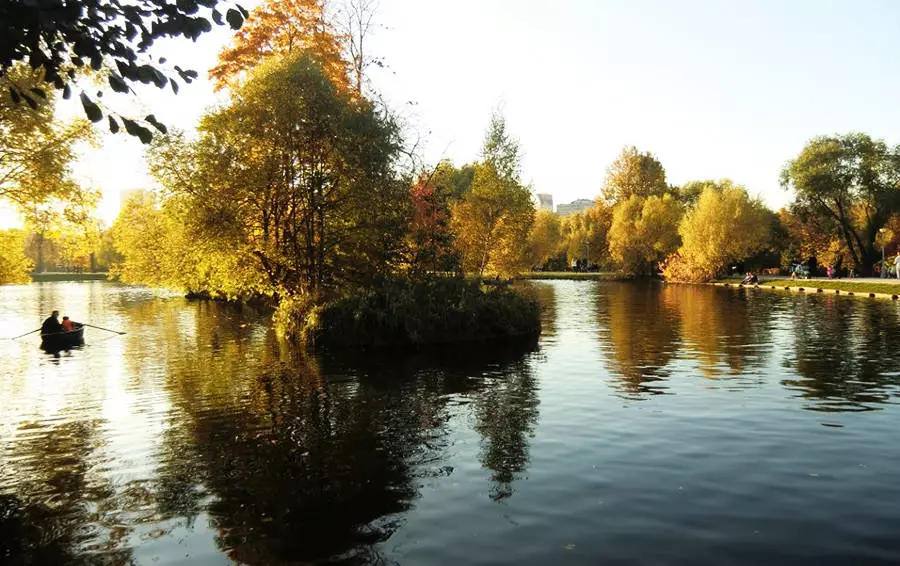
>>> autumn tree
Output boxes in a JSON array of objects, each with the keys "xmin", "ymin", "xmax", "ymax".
[
  {"xmin": 608, "ymin": 194, "xmax": 682, "ymax": 276},
  {"xmin": 663, "ymin": 181, "xmax": 772, "ymax": 282},
  {"xmin": 559, "ymin": 203, "xmax": 612, "ymax": 266},
  {"xmin": 1, "ymin": 66, "xmax": 94, "ymax": 210},
  {"xmin": 525, "ymin": 209, "xmax": 562, "ymax": 268},
  {"xmin": 407, "ymin": 177, "xmax": 457, "ymax": 275},
  {"xmin": 150, "ymin": 53, "xmax": 406, "ymax": 298},
  {"xmin": 210, "ymin": 0, "xmax": 349, "ymax": 91},
  {"xmin": 429, "ymin": 160, "xmax": 476, "ymax": 203},
  {"xmin": 601, "ymin": 146, "xmax": 668, "ymax": 205},
  {"xmin": 0, "ymin": 229, "xmax": 32, "ymax": 284},
  {"xmin": 452, "ymin": 114, "xmax": 535, "ymax": 276},
  {"xmin": 781, "ymin": 133, "xmax": 900, "ymax": 274}
]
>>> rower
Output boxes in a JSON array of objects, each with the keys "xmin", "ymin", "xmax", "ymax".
[{"xmin": 41, "ymin": 311, "xmax": 62, "ymax": 335}]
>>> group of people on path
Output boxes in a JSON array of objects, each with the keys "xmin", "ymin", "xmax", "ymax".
[{"xmin": 41, "ymin": 310, "xmax": 76, "ymax": 335}]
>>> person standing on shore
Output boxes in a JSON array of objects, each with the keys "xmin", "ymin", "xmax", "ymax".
[{"xmin": 894, "ymin": 252, "xmax": 900, "ymax": 280}]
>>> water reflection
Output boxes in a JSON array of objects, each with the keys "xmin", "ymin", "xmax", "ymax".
[
  {"xmin": 782, "ymin": 294, "xmax": 900, "ymax": 412},
  {"xmin": 595, "ymin": 282, "xmax": 679, "ymax": 396},
  {"xmin": 6, "ymin": 281, "xmax": 900, "ymax": 564}
]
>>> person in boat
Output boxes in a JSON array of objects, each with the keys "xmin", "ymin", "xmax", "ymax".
[
  {"xmin": 41, "ymin": 310, "xmax": 62, "ymax": 336},
  {"xmin": 61, "ymin": 316, "xmax": 74, "ymax": 332}
]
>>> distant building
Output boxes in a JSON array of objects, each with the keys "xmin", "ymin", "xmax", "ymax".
[
  {"xmin": 120, "ymin": 188, "xmax": 154, "ymax": 207},
  {"xmin": 556, "ymin": 198, "xmax": 594, "ymax": 216},
  {"xmin": 536, "ymin": 193, "xmax": 554, "ymax": 211}
]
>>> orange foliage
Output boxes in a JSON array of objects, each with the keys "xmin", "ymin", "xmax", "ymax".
[{"xmin": 210, "ymin": 0, "xmax": 350, "ymax": 92}]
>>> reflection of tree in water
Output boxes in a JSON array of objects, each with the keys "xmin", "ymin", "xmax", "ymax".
[
  {"xmin": 156, "ymin": 328, "xmax": 539, "ymax": 564},
  {"xmin": 667, "ymin": 285, "xmax": 775, "ymax": 380},
  {"xmin": 0, "ymin": 420, "xmax": 132, "ymax": 565},
  {"xmin": 472, "ymin": 358, "xmax": 539, "ymax": 501},
  {"xmin": 514, "ymin": 281, "xmax": 557, "ymax": 339},
  {"xmin": 783, "ymin": 296, "xmax": 900, "ymax": 411},
  {"xmin": 596, "ymin": 282, "xmax": 680, "ymax": 397}
]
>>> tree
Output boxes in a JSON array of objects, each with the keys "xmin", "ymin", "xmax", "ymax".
[
  {"xmin": 0, "ymin": 229, "xmax": 32, "ymax": 284},
  {"xmin": 481, "ymin": 110, "xmax": 521, "ymax": 183},
  {"xmin": 1, "ymin": 0, "xmax": 245, "ymax": 141},
  {"xmin": 149, "ymin": 53, "xmax": 406, "ymax": 298},
  {"xmin": 452, "ymin": 163, "xmax": 534, "ymax": 276},
  {"xmin": 407, "ymin": 177, "xmax": 457, "ymax": 275},
  {"xmin": 559, "ymin": 203, "xmax": 612, "ymax": 266},
  {"xmin": 781, "ymin": 133, "xmax": 900, "ymax": 274},
  {"xmin": 210, "ymin": 0, "xmax": 348, "ymax": 91},
  {"xmin": 451, "ymin": 114, "xmax": 533, "ymax": 276},
  {"xmin": 0, "ymin": 66, "xmax": 94, "ymax": 209},
  {"xmin": 663, "ymin": 181, "xmax": 772, "ymax": 282},
  {"xmin": 607, "ymin": 194, "xmax": 682, "ymax": 276},
  {"xmin": 525, "ymin": 210, "xmax": 562, "ymax": 268},
  {"xmin": 601, "ymin": 146, "xmax": 668, "ymax": 204},
  {"xmin": 429, "ymin": 160, "xmax": 475, "ymax": 203}
]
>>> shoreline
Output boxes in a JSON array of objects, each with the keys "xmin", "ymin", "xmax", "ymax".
[{"xmin": 706, "ymin": 278, "xmax": 900, "ymax": 301}]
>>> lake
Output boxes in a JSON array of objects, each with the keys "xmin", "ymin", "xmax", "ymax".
[{"xmin": 2, "ymin": 280, "xmax": 900, "ymax": 565}]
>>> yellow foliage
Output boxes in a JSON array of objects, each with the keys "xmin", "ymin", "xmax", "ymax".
[
  {"xmin": 0, "ymin": 229, "xmax": 32, "ymax": 284},
  {"xmin": 608, "ymin": 194, "xmax": 682, "ymax": 276},
  {"xmin": 664, "ymin": 181, "xmax": 772, "ymax": 282}
]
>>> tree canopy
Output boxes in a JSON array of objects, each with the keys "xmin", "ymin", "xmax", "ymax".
[
  {"xmin": 608, "ymin": 194, "xmax": 682, "ymax": 276},
  {"xmin": 145, "ymin": 53, "xmax": 406, "ymax": 298},
  {"xmin": 664, "ymin": 181, "xmax": 772, "ymax": 281},
  {"xmin": 781, "ymin": 133, "xmax": 900, "ymax": 274},
  {"xmin": 601, "ymin": 146, "xmax": 668, "ymax": 204},
  {"xmin": 452, "ymin": 114, "xmax": 534, "ymax": 276},
  {"xmin": 0, "ymin": 66, "xmax": 94, "ymax": 209}
]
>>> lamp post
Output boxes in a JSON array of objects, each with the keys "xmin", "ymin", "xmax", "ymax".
[{"xmin": 880, "ymin": 228, "xmax": 886, "ymax": 278}]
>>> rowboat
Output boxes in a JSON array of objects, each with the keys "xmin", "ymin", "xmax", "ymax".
[{"xmin": 41, "ymin": 323, "xmax": 85, "ymax": 351}]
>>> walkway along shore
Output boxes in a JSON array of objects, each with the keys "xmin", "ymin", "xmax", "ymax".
[{"xmin": 706, "ymin": 277, "xmax": 900, "ymax": 301}]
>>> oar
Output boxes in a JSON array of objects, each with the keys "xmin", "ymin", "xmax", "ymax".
[
  {"xmin": 9, "ymin": 328, "xmax": 41, "ymax": 340},
  {"xmin": 83, "ymin": 323, "xmax": 126, "ymax": 335}
]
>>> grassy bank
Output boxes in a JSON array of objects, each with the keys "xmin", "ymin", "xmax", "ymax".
[
  {"xmin": 281, "ymin": 277, "xmax": 542, "ymax": 348},
  {"xmin": 715, "ymin": 278, "xmax": 900, "ymax": 298},
  {"xmin": 31, "ymin": 272, "xmax": 109, "ymax": 282},
  {"xmin": 517, "ymin": 271, "xmax": 627, "ymax": 281}
]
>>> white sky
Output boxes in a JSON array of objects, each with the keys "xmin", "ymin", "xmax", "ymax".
[{"xmin": 5, "ymin": 0, "xmax": 900, "ymax": 227}]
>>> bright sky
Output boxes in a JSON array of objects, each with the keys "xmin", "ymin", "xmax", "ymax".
[{"xmin": 5, "ymin": 0, "xmax": 899, "ymax": 227}]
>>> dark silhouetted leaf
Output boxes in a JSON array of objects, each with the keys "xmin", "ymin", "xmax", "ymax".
[
  {"xmin": 226, "ymin": 8, "xmax": 243, "ymax": 30},
  {"xmin": 62, "ymin": 84, "xmax": 71, "ymax": 99},
  {"xmin": 80, "ymin": 92, "xmax": 103, "ymax": 122},
  {"xmin": 108, "ymin": 115, "xmax": 120, "ymax": 133},
  {"xmin": 109, "ymin": 74, "xmax": 129, "ymax": 93},
  {"xmin": 29, "ymin": 87, "xmax": 46, "ymax": 99},
  {"xmin": 145, "ymin": 114, "xmax": 168, "ymax": 134},
  {"xmin": 170, "ymin": 80, "xmax": 179, "ymax": 95},
  {"xmin": 212, "ymin": 9, "xmax": 223, "ymax": 25},
  {"xmin": 9, "ymin": 87, "xmax": 20, "ymax": 105},
  {"xmin": 237, "ymin": 4, "xmax": 249, "ymax": 18}
]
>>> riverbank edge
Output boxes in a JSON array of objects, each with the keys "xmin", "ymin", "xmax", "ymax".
[
  {"xmin": 31, "ymin": 272, "xmax": 109, "ymax": 282},
  {"xmin": 678, "ymin": 279, "xmax": 900, "ymax": 301},
  {"xmin": 516, "ymin": 271, "xmax": 629, "ymax": 281}
]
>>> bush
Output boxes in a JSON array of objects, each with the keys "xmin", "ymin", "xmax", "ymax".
[{"xmin": 277, "ymin": 276, "xmax": 541, "ymax": 348}]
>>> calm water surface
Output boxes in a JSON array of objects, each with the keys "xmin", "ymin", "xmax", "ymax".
[{"xmin": 2, "ymin": 281, "xmax": 900, "ymax": 565}]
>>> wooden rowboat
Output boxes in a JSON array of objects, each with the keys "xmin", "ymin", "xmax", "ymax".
[{"xmin": 41, "ymin": 323, "xmax": 85, "ymax": 351}]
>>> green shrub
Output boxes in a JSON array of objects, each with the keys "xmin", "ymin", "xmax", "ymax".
[{"xmin": 278, "ymin": 276, "xmax": 541, "ymax": 348}]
